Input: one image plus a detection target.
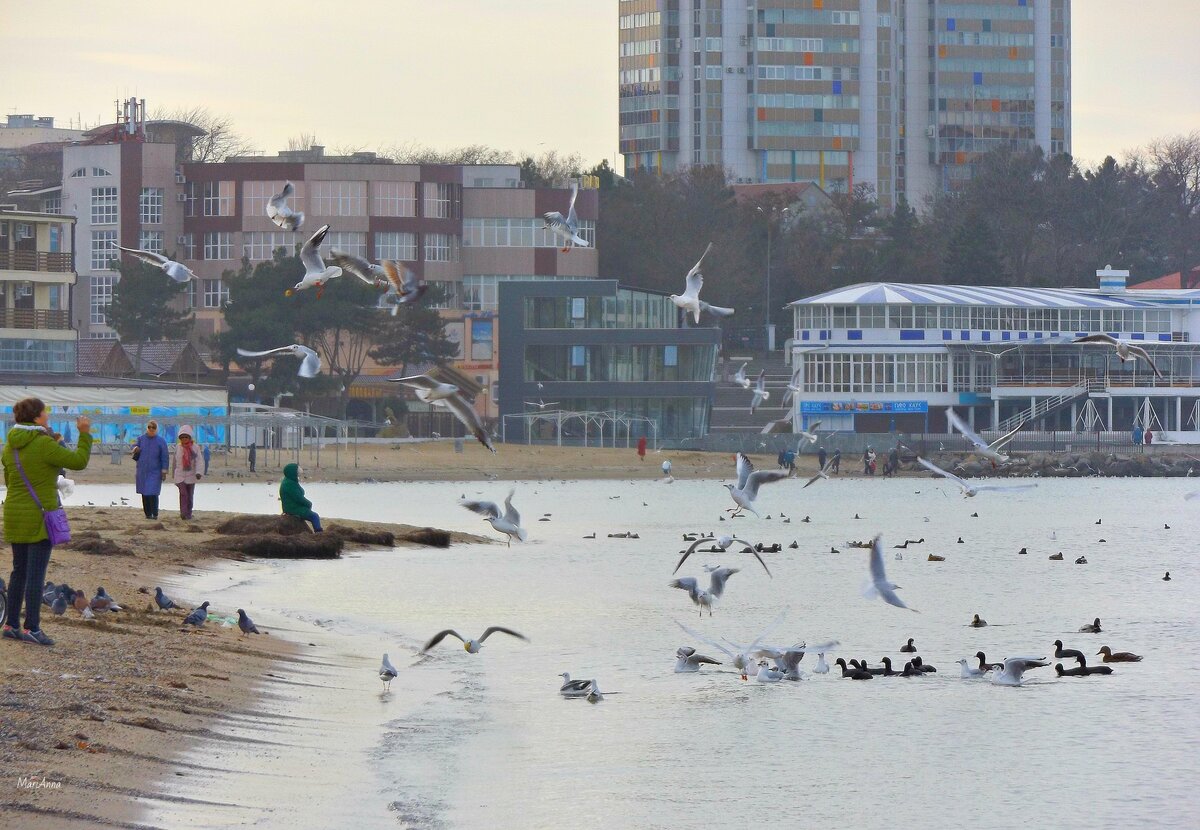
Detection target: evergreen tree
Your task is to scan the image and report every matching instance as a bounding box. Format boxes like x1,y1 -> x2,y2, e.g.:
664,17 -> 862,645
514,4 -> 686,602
368,285 -> 458,375
942,209 -> 1006,285
106,256 -> 193,374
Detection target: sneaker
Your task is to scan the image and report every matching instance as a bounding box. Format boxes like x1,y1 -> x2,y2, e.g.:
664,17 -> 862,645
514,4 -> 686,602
2,626 -> 21,641
21,629 -> 54,646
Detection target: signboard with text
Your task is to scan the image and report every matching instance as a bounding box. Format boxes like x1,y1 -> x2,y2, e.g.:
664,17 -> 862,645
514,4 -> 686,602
800,401 -> 928,414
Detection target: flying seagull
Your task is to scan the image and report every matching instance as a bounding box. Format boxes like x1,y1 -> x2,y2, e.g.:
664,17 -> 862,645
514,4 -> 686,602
379,653 -> 399,691
460,489 -> 527,545
916,457 -> 1038,498
421,626 -> 528,653
390,373 -> 494,452
732,362 -> 751,389
1073,333 -> 1164,378
946,408 -> 1022,465
990,656 -> 1050,686
673,534 -> 771,577
266,180 -> 305,231
542,181 -> 589,252
864,535 -> 918,612
796,420 -> 822,447
389,373 -> 459,402
803,457 -> 836,489
328,250 -> 427,314
674,645 -> 722,673
285,224 -> 342,298
111,244 -> 197,283
237,344 -> 320,378
749,370 -> 769,414
669,566 -> 740,617
724,452 -> 790,517
669,242 -> 734,323
524,399 -> 560,410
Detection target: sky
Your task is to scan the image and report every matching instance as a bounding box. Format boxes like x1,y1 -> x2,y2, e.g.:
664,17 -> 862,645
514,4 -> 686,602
2,0 -> 1196,171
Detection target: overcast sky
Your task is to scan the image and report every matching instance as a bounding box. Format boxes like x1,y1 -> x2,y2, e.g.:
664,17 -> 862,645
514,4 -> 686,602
3,0 -> 1196,170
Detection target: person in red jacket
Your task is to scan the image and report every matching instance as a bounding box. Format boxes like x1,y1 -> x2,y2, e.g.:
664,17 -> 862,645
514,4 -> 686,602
637,436 -> 647,461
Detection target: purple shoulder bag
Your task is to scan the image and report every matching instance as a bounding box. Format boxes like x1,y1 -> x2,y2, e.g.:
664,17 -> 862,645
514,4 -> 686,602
13,448 -> 71,545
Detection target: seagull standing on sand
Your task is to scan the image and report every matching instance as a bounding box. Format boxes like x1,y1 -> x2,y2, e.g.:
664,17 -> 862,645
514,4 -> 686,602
668,242 -> 734,323
460,489 -> 527,545
285,224 -> 342,298
329,251 -> 427,314
864,535 -> 918,612
725,452 -> 790,518
391,372 -> 494,453
917,457 -> 1037,498
111,244 -> 197,283
1073,333 -> 1164,378
946,409 -> 1023,465
542,181 -> 589,252
990,656 -> 1050,686
674,646 -> 722,673
749,370 -> 769,414
379,653 -> 399,691
421,626 -> 528,653
266,180 -> 305,231
237,344 -> 321,378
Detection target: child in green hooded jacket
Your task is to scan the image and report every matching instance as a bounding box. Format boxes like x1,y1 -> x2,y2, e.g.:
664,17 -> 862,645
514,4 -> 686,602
279,463 -> 322,532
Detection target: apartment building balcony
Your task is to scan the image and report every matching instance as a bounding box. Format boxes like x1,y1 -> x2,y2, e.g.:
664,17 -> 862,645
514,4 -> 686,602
0,250 -> 74,275
0,308 -> 72,331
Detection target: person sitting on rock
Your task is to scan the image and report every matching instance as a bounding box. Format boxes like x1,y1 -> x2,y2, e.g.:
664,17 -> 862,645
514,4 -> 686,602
279,463 -> 322,533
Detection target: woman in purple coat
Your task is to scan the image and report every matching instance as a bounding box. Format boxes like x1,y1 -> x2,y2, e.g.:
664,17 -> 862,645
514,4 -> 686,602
132,420 -> 169,519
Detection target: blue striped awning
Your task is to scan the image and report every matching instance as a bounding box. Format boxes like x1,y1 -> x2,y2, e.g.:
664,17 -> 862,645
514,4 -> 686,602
788,282 -> 1174,309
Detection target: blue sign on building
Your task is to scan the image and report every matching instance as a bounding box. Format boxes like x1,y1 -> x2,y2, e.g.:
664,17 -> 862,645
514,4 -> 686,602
801,401 -> 929,414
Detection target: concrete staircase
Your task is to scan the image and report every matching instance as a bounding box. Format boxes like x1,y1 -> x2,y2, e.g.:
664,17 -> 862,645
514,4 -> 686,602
709,354 -> 795,435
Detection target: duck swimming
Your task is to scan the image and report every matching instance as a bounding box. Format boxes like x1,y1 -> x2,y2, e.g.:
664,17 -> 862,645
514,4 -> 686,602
910,655 -> 936,673
835,658 -> 873,680
970,614 -> 988,627
1053,640 -> 1086,663
975,651 -> 1003,672
1079,617 -> 1102,633
900,638 -> 917,653
1097,646 -> 1142,663
1055,663 -> 1089,677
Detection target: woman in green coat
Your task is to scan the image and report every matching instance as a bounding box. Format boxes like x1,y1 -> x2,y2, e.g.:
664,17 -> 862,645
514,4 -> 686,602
2,398 -> 92,646
279,463 -> 322,532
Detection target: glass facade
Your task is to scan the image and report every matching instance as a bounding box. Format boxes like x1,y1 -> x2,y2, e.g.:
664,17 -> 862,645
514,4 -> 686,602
804,353 -> 949,394
524,344 -> 715,384
0,339 -> 74,372
795,304 -> 1174,334
524,290 -> 677,329
531,397 -> 710,442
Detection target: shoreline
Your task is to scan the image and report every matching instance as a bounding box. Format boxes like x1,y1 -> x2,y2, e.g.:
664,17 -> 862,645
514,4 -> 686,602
0,507 -> 483,828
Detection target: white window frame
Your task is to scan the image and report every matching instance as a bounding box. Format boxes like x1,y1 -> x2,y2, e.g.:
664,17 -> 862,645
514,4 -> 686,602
139,187 -> 164,224
91,187 -> 118,225
90,275 -> 116,326
422,233 -> 460,262
422,182 -> 457,219
203,231 -> 233,260
203,279 -> 229,308
323,231 -> 367,258
139,230 -> 164,254
242,231 -> 293,261
91,230 -> 117,270
371,181 -> 417,217
311,180 -> 367,216
202,180 -> 235,217
374,231 -> 417,261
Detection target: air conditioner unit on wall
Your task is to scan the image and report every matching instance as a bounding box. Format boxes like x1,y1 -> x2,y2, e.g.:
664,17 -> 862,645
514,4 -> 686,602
176,235 -> 189,245
175,169 -> 186,184
177,192 -> 188,202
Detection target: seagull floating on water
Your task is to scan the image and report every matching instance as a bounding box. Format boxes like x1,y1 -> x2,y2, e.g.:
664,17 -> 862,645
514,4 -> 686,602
674,646 -> 722,673
990,656 -> 1050,686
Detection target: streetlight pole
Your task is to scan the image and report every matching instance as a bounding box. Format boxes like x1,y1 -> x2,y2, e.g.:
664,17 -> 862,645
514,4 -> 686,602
757,205 -> 789,353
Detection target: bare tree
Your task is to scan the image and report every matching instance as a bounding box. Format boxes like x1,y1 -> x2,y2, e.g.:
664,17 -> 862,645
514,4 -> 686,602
286,132 -> 323,152
150,106 -> 255,162
381,141 -> 516,165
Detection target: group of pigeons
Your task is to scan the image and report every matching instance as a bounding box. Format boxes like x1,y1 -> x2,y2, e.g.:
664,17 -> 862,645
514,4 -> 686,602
38,580 -> 260,636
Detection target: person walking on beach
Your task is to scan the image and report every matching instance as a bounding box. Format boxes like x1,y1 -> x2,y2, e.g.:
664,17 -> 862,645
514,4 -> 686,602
3,398 -> 92,646
831,448 -> 841,474
1145,429 -> 1154,446
1132,424 -> 1143,447
132,420 -> 168,519
818,447 -> 827,472
280,463 -> 322,532
202,444 -> 211,476
171,425 -> 201,520
248,441 -> 257,473
637,436 -> 647,462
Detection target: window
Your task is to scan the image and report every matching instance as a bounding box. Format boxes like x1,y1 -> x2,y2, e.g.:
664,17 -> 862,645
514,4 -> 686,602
372,181 -> 417,216
91,187 -> 118,225
463,218 -> 595,248
91,230 -> 117,270
177,233 -> 195,260
243,181 -> 297,219
202,180 -> 235,216
139,187 -> 164,224
203,279 -> 229,308
374,231 -> 417,261
242,231 -> 292,261
324,231 -> 366,258
92,167 -> 112,177
69,168 -> 87,178
423,233 -> 459,262
183,182 -> 199,217
139,230 -> 164,254
422,182 -> 460,219
470,318 -> 494,361
185,281 -> 197,309
425,280 -> 460,309
203,232 -> 233,260
90,275 -> 116,326
42,196 -> 61,214
310,180 -> 367,216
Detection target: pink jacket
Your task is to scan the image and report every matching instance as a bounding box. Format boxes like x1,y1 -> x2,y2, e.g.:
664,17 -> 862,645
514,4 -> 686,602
172,425 -> 201,484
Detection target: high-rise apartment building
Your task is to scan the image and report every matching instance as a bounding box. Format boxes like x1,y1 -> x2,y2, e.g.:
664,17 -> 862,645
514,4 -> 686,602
618,0 -> 1070,210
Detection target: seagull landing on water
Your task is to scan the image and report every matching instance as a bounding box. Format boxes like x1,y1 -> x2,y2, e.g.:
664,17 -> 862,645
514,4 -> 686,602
1073,333 -> 1164,378
673,534 -> 771,576
421,626 -> 528,653
285,224 -> 341,298
917,457 -> 1038,498
675,610 -> 786,677
732,362 -> 751,389
329,251 -> 427,314
460,489 -> 527,545
946,409 -> 1022,466
390,372 -> 494,452
674,646 -> 722,673
990,656 -> 1050,686
379,653 -> 399,691
668,242 -> 734,323
237,344 -> 321,378
266,180 -> 305,231
724,452 -> 791,517
111,244 -> 197,283
669,567 -> 740,617
864,535 -> 918,612
542,181 -> 589,252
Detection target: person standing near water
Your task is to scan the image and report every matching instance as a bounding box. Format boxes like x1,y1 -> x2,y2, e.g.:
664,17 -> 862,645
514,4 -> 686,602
248,441 -> 257,473
202,443 -> 211,476
831,448 -> 841,474
818,447 -> 827,472
132,421 -> 168,519
637,436 -> 647,462
1132,424 -> 1143,447
2,398 -> 93,646
171,425 -> 201,520
280,463 -> 322,532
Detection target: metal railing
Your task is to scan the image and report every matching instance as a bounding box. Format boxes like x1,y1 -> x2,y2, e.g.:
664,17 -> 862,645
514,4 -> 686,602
0,308 -> 71,330
0,250 -> 73,273
995,378 -> 1090,432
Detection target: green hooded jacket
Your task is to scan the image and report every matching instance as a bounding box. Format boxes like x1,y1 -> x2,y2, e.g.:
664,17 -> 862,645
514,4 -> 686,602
3,425 -> 93,543
279,462 -> 312,517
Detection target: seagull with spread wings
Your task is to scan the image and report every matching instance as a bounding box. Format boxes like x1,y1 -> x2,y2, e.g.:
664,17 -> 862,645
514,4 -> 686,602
390,372 -> 495,452
669,566 -> 740,617
285,224 -> 342,298
732,362 -> 752,389
328,250 -> 427,314
946,408 -> 1022,465
422,626 -> 528,653
266,180 -> 305,231
460,489 -> 526,545
673,534 -> 771,577
864,534 -> 918,612
111,244 -> 197,283
749,369 -> 769,414
668,242 -> 734,323
236,344 -> 320,378
1073,333 -> 1164,378
542,181 -> 589,252
916,456 -> 1038,498
724,452 -> 790,517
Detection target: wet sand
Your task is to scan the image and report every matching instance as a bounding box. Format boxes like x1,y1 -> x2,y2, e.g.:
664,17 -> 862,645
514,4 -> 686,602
0,507 -> 484,828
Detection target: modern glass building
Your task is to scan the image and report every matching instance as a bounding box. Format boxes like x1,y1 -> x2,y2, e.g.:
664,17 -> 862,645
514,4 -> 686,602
618,0 -> 1070,209
787,269 -> 1200,436
498,280 -> 721,442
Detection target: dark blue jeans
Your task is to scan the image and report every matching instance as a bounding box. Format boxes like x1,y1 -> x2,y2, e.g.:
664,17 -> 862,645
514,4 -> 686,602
7,540 -> 53,632
305,512 -> 322,532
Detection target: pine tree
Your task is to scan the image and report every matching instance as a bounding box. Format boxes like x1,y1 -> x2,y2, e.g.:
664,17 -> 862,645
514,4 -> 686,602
106,256 -> 193,375
368,285 -> 458,376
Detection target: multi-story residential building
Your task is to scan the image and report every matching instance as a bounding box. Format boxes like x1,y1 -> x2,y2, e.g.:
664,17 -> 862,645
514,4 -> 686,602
618,0 -> 1070,210
0,208 -> 77,372
497,280 -> 721,442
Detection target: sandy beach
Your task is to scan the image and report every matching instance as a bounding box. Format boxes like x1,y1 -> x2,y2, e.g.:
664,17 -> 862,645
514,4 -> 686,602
0,506 -> 485,829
